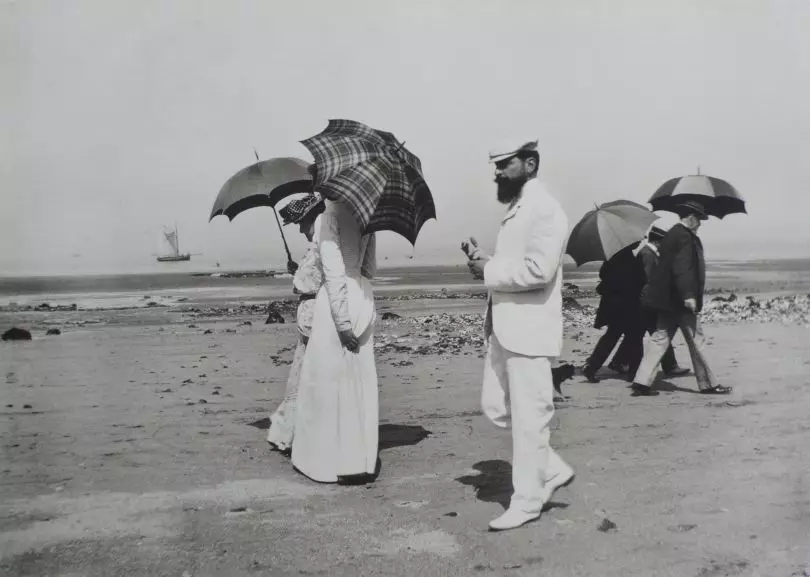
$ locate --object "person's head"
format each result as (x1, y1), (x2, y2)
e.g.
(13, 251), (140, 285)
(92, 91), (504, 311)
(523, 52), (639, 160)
(279, 194), (325, 241)
(647, 226), (667, 247)
(298, 202), (324, 241)
(489, 140), (540, 204)
(676, 200), (709, 231)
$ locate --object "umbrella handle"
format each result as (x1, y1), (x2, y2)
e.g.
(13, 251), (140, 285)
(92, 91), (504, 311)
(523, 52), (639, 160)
(272, 207), (293, 264)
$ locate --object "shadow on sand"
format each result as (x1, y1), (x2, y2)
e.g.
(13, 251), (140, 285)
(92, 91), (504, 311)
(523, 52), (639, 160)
(455, 459), (570, 512)
(248, 419), (432, 452)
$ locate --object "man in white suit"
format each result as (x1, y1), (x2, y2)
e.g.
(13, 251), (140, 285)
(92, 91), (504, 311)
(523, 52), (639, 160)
(466, 139), (574, 531)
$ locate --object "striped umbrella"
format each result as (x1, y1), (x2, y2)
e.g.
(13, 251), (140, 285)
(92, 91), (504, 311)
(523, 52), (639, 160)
(566, 200), (659, 266)
(300, 119), (436, 245)
(649, 171), (746, 218)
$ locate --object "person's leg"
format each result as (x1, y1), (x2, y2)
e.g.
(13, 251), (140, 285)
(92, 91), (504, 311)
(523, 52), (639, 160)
(584, 323), (624, 382)
(660, 344), (679, 373)
(481, 335), (510, 428)
(632, 312), (678, 391)
(609, 337), (631, 373)
(624, 328), (646, 382)
(677, 313), (729, 393)
(490, 353), (560, 530)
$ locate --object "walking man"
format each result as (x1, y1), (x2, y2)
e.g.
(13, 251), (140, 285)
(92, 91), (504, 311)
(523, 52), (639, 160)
(631, 200), (732, 396)
(466, 139), (574, 531)
(611, 225), (689, 380)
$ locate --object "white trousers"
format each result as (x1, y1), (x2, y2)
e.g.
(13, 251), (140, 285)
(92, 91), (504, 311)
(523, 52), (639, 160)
(481, 333), (568, 514)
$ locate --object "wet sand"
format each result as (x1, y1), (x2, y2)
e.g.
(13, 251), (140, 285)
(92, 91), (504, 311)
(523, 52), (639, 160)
(2, 284), (810, 576)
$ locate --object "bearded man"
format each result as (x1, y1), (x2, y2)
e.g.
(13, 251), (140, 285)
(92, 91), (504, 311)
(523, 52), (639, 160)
(464, 139), (574, 531)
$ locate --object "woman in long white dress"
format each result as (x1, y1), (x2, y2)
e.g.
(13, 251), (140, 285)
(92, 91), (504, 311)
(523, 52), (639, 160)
(266, 195), (325, 454)
(291, 199), (379, 483)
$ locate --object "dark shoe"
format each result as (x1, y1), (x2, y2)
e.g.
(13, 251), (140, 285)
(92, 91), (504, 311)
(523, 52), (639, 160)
(664, 366), (691, 377)
(582, 365), (600, 383)
(699, 385), (733, 395)
(630, 383), (659, 396)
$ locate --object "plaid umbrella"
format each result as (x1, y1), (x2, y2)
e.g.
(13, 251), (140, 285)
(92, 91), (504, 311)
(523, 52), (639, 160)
(566, 200), (659, 266)
(300, 119), (436, 245)
(649, 171), (746, 218)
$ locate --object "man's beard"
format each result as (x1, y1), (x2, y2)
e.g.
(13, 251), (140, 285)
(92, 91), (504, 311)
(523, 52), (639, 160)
(496, 175), (527, 204)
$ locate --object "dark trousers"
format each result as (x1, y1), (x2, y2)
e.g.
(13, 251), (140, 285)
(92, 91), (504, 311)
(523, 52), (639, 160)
(585, 323), (627, 374)
(610, 311), (678, 379)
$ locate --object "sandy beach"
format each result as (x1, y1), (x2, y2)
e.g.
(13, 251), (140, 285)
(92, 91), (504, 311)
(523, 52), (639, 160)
(2, 268), (810, 577)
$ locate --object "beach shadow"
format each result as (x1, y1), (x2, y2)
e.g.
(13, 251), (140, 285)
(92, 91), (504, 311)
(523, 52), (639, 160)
(249, 420), (431, 451)
(379, 424), (432, 451)
(247, 417), (271, 430)
(653, 380), (701, 394)
(455, 460), (569, 512)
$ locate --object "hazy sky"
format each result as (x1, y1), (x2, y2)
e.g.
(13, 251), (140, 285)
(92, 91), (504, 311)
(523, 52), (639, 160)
(2, 0), (809, 276)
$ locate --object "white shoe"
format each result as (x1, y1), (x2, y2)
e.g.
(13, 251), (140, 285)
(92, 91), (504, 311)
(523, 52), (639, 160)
(542, 463), (575, 503)
(488, 509), (541, 531)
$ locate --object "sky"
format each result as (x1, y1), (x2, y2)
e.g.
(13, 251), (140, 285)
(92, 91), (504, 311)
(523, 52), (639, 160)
(2, 0), (809, 276)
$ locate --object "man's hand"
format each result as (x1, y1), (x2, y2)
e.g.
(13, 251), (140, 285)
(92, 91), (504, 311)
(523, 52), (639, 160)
(462, 236), (487, 261)
(467, 256), (490, 280)
(338, 329), (360, 353)
(684, 298), (697, 312)
(287, 260), (299, 275)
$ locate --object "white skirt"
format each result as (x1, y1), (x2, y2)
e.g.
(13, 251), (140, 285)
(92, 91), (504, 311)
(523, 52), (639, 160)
(291, 276), (378, 482)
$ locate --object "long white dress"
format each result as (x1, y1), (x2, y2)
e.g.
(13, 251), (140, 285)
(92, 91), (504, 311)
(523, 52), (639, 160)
(291, 200), (378, 483)
(266, 215), (323, 452)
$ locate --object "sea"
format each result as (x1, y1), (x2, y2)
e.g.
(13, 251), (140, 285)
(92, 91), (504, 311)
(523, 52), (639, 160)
(1, 259), (809, 310)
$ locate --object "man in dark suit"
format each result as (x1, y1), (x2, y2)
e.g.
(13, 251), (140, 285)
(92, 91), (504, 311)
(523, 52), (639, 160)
(630, 200), (732, 396)
(582, 242), (645, 383)
(609, 226), (688, 380)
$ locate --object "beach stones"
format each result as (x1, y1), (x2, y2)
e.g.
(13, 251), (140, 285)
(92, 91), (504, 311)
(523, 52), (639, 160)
(265, 302), (286, 324)
(2, 327), (32, 341)
(46, 328), (62, 336)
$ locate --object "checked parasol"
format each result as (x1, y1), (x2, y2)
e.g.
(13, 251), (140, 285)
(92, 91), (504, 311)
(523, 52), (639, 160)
(300, 119), (436, 245)
(566, 200), (659, 266)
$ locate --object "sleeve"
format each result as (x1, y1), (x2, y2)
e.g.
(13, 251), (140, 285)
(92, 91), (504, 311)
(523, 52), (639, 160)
(483, 202), (568, 293)
(670, 233), (696, 302)
(640, 249), (656, 283)
(317, 203), (352, 332)
(360, 232), (377, 279)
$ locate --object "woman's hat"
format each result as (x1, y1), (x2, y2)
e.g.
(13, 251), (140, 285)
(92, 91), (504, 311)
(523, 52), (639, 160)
(280, 193), (324, 226)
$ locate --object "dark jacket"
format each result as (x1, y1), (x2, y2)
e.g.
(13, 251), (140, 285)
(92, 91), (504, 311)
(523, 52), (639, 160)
(643, 223), (706, 313)
(594, 242), (645, 329)
(637, 244), (658, 304)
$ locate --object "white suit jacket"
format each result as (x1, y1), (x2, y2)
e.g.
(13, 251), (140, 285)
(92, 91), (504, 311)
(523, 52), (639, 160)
(483, 178), (569, 357)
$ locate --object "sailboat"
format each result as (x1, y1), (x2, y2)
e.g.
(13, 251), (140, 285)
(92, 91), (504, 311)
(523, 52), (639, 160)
(157, 223), (191, 262)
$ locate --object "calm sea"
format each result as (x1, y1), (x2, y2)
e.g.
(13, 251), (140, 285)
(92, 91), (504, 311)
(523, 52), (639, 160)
(1, 259), (808, 305)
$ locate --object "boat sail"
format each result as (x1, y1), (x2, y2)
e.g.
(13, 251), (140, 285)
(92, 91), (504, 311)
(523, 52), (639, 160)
(157, 223), (191, 262)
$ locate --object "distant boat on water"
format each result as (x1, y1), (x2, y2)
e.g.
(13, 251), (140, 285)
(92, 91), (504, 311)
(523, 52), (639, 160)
(157, 224), (191, 262)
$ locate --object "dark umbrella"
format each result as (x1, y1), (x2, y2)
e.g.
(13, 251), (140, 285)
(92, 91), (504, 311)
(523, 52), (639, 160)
(300, 119), (436, 245)
(209, 153), (314, 266)
(649, 169), (746, 218)
(566, 200), (658, 266)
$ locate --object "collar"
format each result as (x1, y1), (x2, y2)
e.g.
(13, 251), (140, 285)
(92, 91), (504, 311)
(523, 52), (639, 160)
(502, 178), (539, 222)
(675, 222), (699, 238)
